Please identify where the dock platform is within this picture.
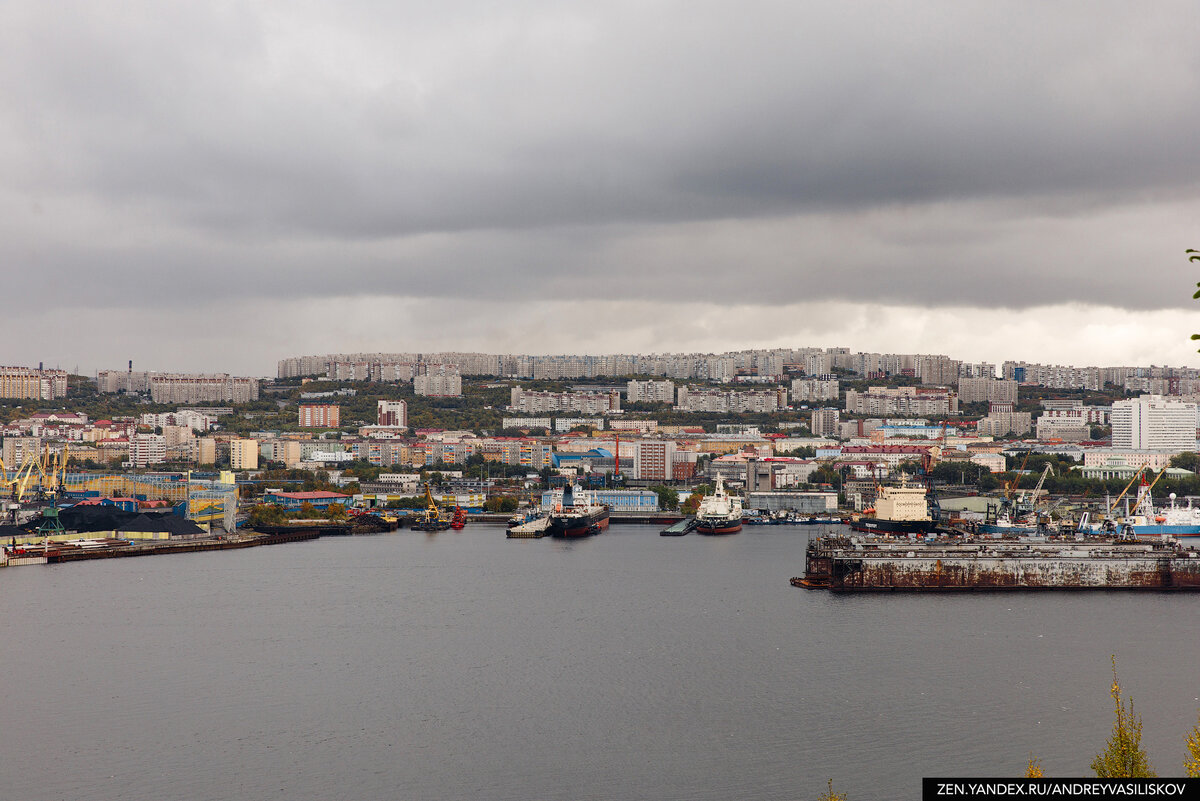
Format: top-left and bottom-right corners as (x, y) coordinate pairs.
(660, 517), (697, 536)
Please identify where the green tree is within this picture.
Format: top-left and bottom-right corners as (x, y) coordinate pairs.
(681, 491), (703, 515)
(1169, 452), (1200, 472)
(1090, 658), (1155, 778)
(1191, 248), (1200, 349)
(1185, 712), (1200, 777)
(247, 504), (287, 527)
(484, 496), (518, 513)
(651, 485), (679, 511)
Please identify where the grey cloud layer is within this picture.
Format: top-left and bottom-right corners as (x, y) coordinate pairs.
(2, 1), (1199, 312)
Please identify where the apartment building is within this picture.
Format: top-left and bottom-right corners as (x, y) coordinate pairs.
(0, 365), (68, 400)
(230, 438), (259, 470)
(377, 400), (408, 428)
(957, 377), (1018, 405)
(626, 379), (675, 404)
(509, 387), (621, 415)
(129, 433), (166, 468)
(149, 374), (259, 404)
(791, 378), (839, 404)
(299, 405), (340, 428)
(674, 387), (786, 413)
(810, 408), (841, 438)
(843, 387), (959, 416)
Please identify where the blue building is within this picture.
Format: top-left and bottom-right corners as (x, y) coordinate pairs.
(541, 488), (659, 512)
(263, 490), (350, 510)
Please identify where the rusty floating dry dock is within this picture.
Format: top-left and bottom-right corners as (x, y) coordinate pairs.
(794, 534), (1200, 591)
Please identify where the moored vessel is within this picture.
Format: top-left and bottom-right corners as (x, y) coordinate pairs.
(695, 475), (743, 535)
(796, 533), (1200, 591)
(547, 484), (609, 539)
(1097, 472), (1200, 539)
(850, 480), (938, 536)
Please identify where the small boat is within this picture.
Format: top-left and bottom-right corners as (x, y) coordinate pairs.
(450, 506), (467, 530)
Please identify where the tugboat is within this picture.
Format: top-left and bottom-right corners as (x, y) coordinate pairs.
(450, 505), (467, 530)
(695, 475), (743, 535)
(547, 484), (609, 539)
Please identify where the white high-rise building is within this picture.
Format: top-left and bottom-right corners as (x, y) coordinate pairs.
(129, 433), (166, 468)
(1110, 395), (1197, 451)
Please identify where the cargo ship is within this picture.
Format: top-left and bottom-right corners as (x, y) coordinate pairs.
(850, 481), (938, 536)
(794, 534), (1200, 591)
(695, 475), (743, 535)
(547, 484), (609, 539)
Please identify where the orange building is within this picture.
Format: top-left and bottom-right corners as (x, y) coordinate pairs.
(298, 404), (340, 428)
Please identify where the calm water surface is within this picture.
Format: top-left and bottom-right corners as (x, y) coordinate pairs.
(2, 524), (1199, 800)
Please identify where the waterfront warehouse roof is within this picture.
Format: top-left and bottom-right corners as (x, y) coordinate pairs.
(269, 491), (349, 500)
(116, 514), (205, 536)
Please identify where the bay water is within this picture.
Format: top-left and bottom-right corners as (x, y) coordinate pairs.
(2, 524), (1198, 800)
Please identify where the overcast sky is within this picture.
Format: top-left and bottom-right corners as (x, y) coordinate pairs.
(4, 1), (1200, 377)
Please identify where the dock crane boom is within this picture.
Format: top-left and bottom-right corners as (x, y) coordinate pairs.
(1105, 467), (1149, 517)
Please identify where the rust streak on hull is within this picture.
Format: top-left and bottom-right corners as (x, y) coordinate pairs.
(797, 535), (1200, 592)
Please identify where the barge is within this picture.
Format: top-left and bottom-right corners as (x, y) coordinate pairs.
(794, 534), (1200, 591)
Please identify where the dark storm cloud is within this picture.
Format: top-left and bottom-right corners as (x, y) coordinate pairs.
(2, 0), (1200, 314)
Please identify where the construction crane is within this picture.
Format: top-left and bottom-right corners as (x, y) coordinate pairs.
(1004, 451), (1032, 501)
(1017, 463), (1054, 520)
(1027, 463), (1054, 506)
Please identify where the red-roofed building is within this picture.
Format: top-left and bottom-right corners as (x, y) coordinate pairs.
(837, 444), (935, 468)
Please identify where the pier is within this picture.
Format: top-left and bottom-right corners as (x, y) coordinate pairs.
(659, 517), (697, 536)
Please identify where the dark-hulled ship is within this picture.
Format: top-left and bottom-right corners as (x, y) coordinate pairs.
(547, 484), (609, 538)
(850, 481), (939, 536)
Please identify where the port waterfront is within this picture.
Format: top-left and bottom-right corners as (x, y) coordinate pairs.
(4, 523), (1200, 800)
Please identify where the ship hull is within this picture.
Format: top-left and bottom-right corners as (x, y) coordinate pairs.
(977, 523), (1041, 537)
(800, 537), (1200, 591)
(695, 518), (742, 535)
(850, 518), (937, 536)
(1128, 525), (1200, 537)
(548, 509), (610, 539)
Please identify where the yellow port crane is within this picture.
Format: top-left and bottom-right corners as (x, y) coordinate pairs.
(1105, 466), (1167, 518)
(34, 443), (68, 498)
(412, 484), (450, 531)
(1, 445), (69, 503)
(4, 451), (42, 503)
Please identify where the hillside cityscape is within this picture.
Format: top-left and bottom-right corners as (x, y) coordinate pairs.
(4, 344), (1199, 533)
